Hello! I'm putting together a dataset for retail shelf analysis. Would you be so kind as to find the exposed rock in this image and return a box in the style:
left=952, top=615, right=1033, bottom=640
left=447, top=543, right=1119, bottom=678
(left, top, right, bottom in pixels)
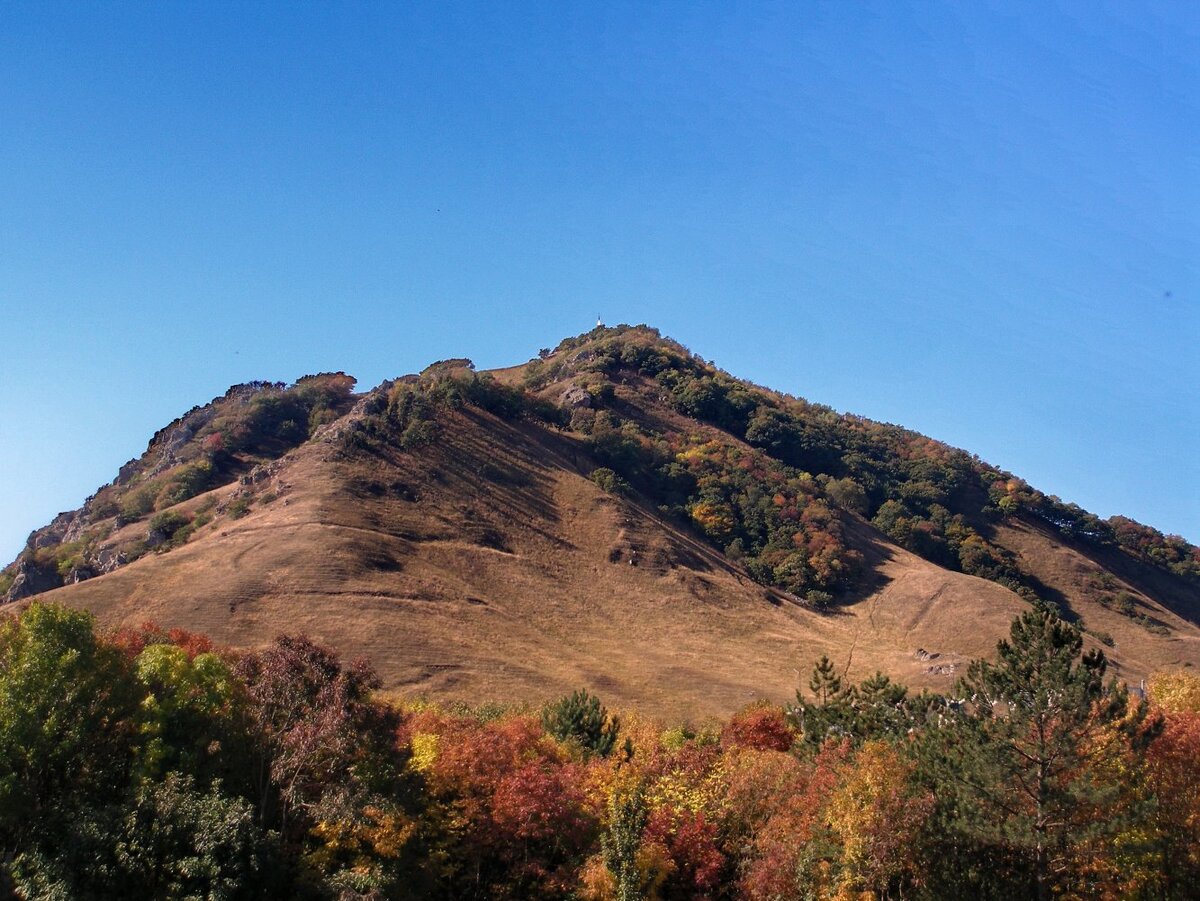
left=559, top=386, right=592, bottom=409
left=27, top=510, right=86, bottom=551
left=115, top=458, right=141, bottom=486
left=4, top=560, right=61, bottom=603
left=118, top=382, right=271, bottom=486
left=65, top=564, right=95, bottom=584
left=94, top=548, right=127, bottom=574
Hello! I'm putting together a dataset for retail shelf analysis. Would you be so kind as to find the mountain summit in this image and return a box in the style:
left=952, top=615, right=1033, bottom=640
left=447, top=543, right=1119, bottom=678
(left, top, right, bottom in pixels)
left=5, top=325, right=1198, bottom=717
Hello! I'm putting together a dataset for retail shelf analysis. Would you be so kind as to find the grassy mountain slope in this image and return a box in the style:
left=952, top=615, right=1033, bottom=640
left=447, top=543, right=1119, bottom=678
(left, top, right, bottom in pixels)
left=4, top=326, right=1198, bottom=719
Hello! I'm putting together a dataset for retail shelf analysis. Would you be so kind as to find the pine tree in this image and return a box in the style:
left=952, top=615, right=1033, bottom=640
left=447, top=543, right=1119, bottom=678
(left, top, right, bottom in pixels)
left=918, top=606, right=1159, bottom=898
left=794, top=658, right=927, bottom=746
left=809, top=654, right=842, bottom=704
left=541, top=689, right=620, bottom=757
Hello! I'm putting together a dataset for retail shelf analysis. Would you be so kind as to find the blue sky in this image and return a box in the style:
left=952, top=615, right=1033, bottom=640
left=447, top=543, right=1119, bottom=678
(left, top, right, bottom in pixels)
left=1, top=1, right=1197, bottom=562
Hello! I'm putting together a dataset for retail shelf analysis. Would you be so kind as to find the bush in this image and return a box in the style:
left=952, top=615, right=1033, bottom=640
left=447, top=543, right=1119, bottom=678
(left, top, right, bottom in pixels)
left=589, top=468, right=630, bottom=496
left=120, top=485, right=159, bottom=522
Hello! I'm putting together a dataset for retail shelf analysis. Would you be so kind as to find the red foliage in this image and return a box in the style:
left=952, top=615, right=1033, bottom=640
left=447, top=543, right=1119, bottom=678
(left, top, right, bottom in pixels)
left=721, top=703, right=794, bottom=752
left=645, top=806, right=725, bottom=897
left=740, top=739, right=850, bottom=899
left=1145, top=709, right=1200, bottom=889
left=235, top=635, right=395, bottom=836
left=423, top=714, right=548, bottom=804
left=108, top=621, right=213, bottom=660
left=167, top=627, right=214, bottom=659
left=490, top=759, right=596, bottom=888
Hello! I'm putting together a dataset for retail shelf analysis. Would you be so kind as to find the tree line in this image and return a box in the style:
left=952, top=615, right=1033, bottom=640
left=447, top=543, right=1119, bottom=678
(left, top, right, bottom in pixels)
left=1, top=601, right=1197, bottom=899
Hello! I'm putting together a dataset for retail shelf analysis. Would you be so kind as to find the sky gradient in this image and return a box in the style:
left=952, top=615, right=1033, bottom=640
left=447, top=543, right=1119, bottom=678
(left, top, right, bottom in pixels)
left=1, top=1, right=1197, bottom=562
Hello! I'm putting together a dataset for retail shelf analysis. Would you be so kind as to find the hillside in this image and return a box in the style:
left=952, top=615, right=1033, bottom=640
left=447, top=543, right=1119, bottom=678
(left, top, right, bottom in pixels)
left=4, top=325, right=1198, bottom=719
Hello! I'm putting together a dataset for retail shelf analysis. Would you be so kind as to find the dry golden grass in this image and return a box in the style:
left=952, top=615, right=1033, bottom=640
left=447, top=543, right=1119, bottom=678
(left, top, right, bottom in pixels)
left=30, top=373, right=1200, bottom=721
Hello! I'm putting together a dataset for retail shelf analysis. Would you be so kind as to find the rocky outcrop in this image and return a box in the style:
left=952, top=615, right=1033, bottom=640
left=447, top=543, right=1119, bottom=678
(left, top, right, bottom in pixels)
left=559, top=386, right=592, bottom=409
left=4, top=559, right=61, bottom=603
left=27, top=509, right=88, bottom=552
left=115, top=381, right=277, bottom=486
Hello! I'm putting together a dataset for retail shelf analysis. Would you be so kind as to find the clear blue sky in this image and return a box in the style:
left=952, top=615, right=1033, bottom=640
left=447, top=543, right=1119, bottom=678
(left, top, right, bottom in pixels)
left=1, top=1, right=1197, bottom=562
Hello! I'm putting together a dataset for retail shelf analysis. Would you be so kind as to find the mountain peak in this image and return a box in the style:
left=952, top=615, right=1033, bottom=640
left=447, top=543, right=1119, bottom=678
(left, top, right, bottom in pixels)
left=3, top=331, right=1197, bottom=717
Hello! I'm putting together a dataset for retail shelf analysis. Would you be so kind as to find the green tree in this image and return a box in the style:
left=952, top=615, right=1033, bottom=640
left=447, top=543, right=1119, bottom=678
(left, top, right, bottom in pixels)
left=602, top=783, right=649, bottom=901
left=541, top=689, right=620, bottom=758
left=0, top=603, right=140, bottom=881
left=793, top=661, right=926, bottom=747
left=809, top=655, right=842, bottom=705
left=133, top=643, right=254, bottom=791
left=918, top=606, right=1159, bottom=899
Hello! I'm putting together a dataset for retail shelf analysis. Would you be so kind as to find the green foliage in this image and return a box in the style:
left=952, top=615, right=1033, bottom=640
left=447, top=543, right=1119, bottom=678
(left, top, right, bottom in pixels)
left=916, top=606, right=1159, bottom=898
left=108, top=773, right=273, bottom=900
left=792, top=663, right=934, bottom=747
left=149, top=509, right=190, bottom=540
left=589, top=467, right=630, bottom=496
left=1096, top=589, right=1173, bottom=635
left=0, top=604, right=141, bottom=880
left=122, top=484, right=160, bottom=521
left=601, top=783, right=649, bottom=901
left=809, top=654, right=842, bottom=705
left=541, top=689, right=620, bottom=757
left=155, top=460, right=216, bottom=510
left=226, top=497, right=251, bottom=519
left=133, top=644, right=251, bottom=787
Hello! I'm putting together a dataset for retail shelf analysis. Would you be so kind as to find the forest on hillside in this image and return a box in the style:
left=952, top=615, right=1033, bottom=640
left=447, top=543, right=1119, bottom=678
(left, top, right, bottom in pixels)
left=2, top=601, right=1198, bottom=900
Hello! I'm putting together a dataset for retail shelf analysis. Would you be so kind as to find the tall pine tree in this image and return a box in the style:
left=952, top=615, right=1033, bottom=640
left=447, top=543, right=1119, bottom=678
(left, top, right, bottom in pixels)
left=917, top=606, right=1158, bottom=898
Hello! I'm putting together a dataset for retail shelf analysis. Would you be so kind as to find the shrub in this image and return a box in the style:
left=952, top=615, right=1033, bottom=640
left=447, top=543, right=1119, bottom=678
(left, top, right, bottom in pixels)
left=589, top=467, right=630, bottom=495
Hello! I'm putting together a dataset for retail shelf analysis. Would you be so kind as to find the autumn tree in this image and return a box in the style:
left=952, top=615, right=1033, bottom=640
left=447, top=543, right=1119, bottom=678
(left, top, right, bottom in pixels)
left=235, top=635, right=414, bottom=895
left=601, top=783, right=651, bottom=901
left=1145, top=671, right=1200, bottom=896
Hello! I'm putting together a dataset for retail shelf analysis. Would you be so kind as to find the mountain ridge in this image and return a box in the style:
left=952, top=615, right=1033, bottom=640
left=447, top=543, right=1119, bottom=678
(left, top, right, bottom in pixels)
left=4, top=325, right=1197, bottom=718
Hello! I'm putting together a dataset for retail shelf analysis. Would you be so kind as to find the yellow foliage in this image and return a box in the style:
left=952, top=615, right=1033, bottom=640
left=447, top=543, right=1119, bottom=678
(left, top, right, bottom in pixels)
left=408, top=731, right=439, bottom=772
left=689, top=501, right=735, bottom=540
left=825, top=742, right=929, bottom=896
left=635, top=841, right=675, bottom=900
left=659, top=726, right=690, bottom=750
left=309, top=806, right=415, bottom=874
left=362, top=806, right=416, bottom=858
left=1149, top=670, right=1200, bottom=713
left=647, top=759, right=726, bottom=817
left=577, top=853, right=617, bottom=900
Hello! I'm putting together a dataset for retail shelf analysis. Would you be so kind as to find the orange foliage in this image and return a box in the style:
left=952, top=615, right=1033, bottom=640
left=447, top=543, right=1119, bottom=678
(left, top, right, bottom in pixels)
left=721, top=702, right=794, bottom=752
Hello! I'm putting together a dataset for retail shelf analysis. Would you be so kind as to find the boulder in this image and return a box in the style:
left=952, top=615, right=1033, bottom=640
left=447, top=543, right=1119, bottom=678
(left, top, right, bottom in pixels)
left=559, top=386, right=592, bottom=409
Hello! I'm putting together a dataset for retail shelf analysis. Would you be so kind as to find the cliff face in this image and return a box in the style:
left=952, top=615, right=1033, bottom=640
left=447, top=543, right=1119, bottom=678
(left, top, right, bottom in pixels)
left=5, top=327, right=1197, bottom=718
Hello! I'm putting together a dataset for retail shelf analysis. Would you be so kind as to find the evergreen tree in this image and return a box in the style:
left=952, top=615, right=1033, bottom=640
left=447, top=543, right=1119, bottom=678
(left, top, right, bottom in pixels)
left=809, top=654, right=842, bottom=704
left=793, top=659, right=928, bottom=747
left=917, top=606, right=1159, bottom=899
left=541, top=689, right=620, bottom=757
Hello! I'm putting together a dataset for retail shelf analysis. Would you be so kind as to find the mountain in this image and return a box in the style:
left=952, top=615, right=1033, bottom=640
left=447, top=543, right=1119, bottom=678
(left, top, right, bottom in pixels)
left=4, top=325, right=1199, bottom=719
